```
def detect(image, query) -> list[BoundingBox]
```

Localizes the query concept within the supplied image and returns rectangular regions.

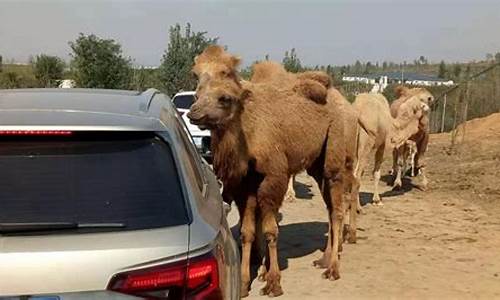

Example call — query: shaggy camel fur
[188,46,350,297]
[249,61,360,272]
[352,92,430,209]
[390,86,434,190]
[250,61,334,203]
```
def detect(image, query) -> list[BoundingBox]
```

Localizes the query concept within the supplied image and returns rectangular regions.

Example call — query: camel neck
[211,121,249,185]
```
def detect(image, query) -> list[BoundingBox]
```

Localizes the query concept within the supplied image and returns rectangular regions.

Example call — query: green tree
[69,33,132,89]
[158,23,218,97]
[353,60,363,74]
[0,72,21,89]
[452,64,462,80]
[282,48,302,73]
[0,55,3,73]
[495,52,500,62]
[363,61,373,74]
[382,61,388,70]
[32,54,65,87]
[438,60,447,79]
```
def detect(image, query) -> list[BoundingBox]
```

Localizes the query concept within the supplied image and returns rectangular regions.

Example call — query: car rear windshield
[173,94,194,109]
[0,131,189,234]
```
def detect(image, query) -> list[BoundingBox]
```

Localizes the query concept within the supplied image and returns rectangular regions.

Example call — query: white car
[172,91,212,161]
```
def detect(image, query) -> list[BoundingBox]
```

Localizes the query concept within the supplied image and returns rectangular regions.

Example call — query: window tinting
[0,132,188,233]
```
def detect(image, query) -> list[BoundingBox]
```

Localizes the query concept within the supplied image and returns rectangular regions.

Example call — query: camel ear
[395,85,409,98]
[230,56,241,69]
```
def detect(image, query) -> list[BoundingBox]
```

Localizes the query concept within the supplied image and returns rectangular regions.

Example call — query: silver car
[0,88,240,300]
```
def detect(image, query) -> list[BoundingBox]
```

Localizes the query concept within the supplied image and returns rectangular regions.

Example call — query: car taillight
[107,252,222,300]
[0,130,73,135]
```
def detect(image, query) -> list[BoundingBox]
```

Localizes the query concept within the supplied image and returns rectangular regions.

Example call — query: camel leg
[372,143,385,205]
[392,146,404,190]
[415,133,429,190]
[239,194,257,298]
[354,131,374,213]
[390,147,398,176]
[347,171,359,243]
[257,175,286,297]
[306,164,334,268]
[410,145,417,177]
[321,172,344,281]
[284,175,296,202]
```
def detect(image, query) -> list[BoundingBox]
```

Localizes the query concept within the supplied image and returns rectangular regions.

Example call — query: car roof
[0,88,176,131]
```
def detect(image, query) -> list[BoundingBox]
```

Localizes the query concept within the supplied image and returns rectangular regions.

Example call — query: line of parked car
[0,88,239,300]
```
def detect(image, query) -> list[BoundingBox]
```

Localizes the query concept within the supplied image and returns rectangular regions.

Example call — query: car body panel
[0,226,189,296]
[0,88,240,299]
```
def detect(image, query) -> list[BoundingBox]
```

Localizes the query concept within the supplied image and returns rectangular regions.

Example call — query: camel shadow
[380,174,416,198]
[231,221,328,284]
[359,192,374,206]
[293,181,314,200]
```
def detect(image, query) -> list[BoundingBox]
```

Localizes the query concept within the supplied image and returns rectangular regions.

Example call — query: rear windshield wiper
[0,222,126,233]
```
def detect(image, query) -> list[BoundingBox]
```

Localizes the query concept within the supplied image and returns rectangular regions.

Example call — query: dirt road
[227,117,500,299]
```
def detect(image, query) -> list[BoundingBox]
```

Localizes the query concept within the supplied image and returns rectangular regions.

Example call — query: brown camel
[390,86,434,190]
[188,46,350,297]
[249,61,360,275]
[250,61,334,203]
[352,92,430,209]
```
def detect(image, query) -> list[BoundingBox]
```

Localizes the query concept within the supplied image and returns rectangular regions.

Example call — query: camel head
[395,86,435,108]
[188,45,250,130]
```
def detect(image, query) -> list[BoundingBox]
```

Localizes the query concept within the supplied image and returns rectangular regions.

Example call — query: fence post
[461,81,470,143]
[440,93,447,133]
[450,88,462,149]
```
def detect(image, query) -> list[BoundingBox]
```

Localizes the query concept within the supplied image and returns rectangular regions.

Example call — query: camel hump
[251,61,288,83]
[395,85,410,98]
[297,71,331,89]
[293,79,328,104]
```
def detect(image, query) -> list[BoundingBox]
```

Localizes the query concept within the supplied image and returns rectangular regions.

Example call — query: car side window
[174,113,207,193]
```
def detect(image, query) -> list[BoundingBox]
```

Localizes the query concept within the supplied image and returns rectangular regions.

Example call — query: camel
[188,46,352,297]
[248,61,360,283]
[390,86,434,190]
[352,92,430,209]
[250,61,333,204]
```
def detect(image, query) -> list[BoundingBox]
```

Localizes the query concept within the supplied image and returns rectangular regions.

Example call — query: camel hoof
[322,266,340,281]
[313,256,330,269]
[393,180,402,190]
[257,266,267,282]
[372,201,384,207]
[259,278,283,297]
[241,284,250,298]
[347,230,357,244]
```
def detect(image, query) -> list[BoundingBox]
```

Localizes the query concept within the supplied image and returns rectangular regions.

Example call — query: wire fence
[428,62,500,149]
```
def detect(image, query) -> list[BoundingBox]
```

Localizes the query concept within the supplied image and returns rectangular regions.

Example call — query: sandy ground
[227,114,500,299]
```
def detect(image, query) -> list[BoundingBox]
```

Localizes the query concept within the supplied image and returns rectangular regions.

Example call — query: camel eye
[218,96,233,107]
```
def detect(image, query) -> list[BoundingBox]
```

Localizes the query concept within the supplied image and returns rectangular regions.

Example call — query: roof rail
[138,88,159,113]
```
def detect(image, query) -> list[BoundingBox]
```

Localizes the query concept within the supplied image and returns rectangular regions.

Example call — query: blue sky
[1,0,499,66]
